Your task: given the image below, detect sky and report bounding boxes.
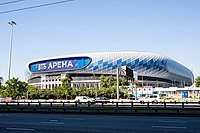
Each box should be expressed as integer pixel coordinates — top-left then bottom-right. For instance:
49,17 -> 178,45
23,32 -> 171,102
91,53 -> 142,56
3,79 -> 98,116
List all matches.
0,0 -> 200,82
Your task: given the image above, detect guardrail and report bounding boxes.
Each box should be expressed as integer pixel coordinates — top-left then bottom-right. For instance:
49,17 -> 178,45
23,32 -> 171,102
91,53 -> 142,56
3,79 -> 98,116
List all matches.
1,100 -> 200,108
0,101 -> 200,115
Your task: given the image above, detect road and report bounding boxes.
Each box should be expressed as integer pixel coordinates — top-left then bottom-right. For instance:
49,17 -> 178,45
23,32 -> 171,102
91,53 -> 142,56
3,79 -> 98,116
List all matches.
0,113 -> 199,133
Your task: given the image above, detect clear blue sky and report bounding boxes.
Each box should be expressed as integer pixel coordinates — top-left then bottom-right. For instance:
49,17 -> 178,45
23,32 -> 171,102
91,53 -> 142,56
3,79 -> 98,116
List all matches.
0,0 -> 200,82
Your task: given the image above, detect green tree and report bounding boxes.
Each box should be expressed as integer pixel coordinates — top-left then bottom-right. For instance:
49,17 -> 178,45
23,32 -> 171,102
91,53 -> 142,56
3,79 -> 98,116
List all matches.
100,75 -> 106,88
110,86 -> 117,99
99,75 -> 129,99
119,77 -> 128,86
195,76 -> 200,87
106,76 -> 116,87
52,87 -> 63,99
100,75 -> 116,88
27,85 -> 40,99
61,77 -> 72,99
70,87 -> 78,99
78,87 -> 87,96
4,77 -> 28,99
39,89 -> 51,99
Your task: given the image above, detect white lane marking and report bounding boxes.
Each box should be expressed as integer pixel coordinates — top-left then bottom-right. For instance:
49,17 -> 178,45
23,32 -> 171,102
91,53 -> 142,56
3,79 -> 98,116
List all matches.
152,126 -> 187,129
49,120 -> 58,122
0,114 -> 17,116
64,118 -> 85,121
4,114 -> 16,116
41,122 -> 64,125
158,120 -> 188,124
6,127 -> 35,131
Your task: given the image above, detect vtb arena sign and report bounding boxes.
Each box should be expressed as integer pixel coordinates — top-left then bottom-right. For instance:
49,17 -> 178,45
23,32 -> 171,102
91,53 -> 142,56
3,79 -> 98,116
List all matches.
29,57 -> 92,73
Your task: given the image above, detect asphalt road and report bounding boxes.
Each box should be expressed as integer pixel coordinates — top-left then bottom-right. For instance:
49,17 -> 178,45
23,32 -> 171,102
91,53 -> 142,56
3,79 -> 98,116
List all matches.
0,113 -> 199,133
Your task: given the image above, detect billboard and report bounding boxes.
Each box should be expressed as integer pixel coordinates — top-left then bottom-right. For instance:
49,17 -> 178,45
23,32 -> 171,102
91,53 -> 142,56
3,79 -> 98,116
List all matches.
29,57 -> 92,73
121,66 -> 133,79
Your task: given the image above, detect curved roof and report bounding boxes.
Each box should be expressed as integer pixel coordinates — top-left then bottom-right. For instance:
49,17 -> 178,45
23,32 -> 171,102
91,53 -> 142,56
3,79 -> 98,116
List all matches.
26,51 -> 193,84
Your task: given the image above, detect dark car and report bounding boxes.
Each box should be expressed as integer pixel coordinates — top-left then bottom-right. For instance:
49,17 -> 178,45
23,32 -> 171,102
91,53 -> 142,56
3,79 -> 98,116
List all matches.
95,96 -> 110,103
128,96 -> 137,100
128,94 -> 139,100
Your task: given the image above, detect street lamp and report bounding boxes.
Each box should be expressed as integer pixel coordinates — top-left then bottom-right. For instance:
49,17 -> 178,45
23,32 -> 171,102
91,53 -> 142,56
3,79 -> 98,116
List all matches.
191,69 -> 195,98
8,21 -> 16,80
116,66 -> 133,100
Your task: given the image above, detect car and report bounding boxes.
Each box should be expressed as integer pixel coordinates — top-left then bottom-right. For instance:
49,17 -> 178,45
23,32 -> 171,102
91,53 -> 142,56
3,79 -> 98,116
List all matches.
139,94 -> 160,103
95,96 -> 108,100
128,94 -> 141,100
95,96 -> 109,103
0,96 -> 5,102
161,97 -> 176,102
75,96 -> 95,103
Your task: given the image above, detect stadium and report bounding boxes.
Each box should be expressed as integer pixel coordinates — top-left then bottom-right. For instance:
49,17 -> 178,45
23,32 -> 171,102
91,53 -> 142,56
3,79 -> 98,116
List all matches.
26,51 -> 194,89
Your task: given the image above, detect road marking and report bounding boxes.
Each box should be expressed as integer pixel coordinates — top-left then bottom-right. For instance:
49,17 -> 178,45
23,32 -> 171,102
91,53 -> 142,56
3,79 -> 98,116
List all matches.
0,114 -> 16,116
64,118 -> 85,121
41,122 -> 64,125
49,120 -> 58,122
6,127 -> 35,131
158,120 -> 188,124
152,126 -> 187,129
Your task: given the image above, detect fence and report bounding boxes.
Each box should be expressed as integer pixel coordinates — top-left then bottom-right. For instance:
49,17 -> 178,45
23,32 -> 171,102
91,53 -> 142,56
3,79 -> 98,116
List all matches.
0,101 -> 200,115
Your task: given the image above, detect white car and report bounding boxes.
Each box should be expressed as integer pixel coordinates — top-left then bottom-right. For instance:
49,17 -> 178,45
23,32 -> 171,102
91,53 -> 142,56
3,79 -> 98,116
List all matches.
0,97 -> 5,102
139,95 -> 160,103
75,96 -> 95,103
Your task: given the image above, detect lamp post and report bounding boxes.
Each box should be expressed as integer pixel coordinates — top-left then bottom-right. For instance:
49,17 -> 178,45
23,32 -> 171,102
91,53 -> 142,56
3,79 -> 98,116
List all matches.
117,68 -> 119,100
191,69 -> 195,98
8,21 -> 16,80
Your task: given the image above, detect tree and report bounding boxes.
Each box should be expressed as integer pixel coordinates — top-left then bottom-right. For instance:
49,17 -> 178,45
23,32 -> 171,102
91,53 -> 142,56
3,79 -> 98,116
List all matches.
99,75 -> 129,99
119,77 -> 128,86
195,76 -> 200,87
61,77 -> 72,99
100,75 -> 106,88
4,77 -> 28,99
27,85 -> 39,99
106,76 -> 116,87
52,87 -> 63,99
70,87 -> 78,99
100,75 -> 116,88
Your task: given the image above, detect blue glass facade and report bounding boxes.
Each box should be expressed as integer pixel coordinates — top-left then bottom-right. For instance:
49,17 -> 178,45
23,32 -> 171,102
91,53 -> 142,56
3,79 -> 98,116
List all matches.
26,51 -> 193,87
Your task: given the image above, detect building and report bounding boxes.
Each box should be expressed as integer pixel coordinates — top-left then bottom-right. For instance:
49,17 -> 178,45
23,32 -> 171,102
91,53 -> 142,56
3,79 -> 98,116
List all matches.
25,51 -> 194,89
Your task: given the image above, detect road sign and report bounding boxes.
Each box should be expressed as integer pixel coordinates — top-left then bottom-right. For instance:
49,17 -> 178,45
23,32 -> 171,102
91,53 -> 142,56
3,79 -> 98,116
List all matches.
182,91 -> 188,98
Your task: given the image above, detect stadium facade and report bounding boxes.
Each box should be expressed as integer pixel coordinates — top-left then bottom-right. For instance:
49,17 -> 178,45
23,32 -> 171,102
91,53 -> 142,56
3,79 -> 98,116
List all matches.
26,51 -> 194,89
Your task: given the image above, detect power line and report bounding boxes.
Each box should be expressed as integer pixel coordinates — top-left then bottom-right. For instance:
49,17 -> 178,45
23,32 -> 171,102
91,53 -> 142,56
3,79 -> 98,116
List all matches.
0,0 -> 27,6
0,0 -> 75,14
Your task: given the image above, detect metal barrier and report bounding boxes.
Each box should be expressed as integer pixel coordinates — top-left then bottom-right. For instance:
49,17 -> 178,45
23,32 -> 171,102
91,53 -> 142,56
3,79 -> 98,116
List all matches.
0,101 -> 200,108
0,101 -> 200,115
